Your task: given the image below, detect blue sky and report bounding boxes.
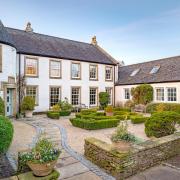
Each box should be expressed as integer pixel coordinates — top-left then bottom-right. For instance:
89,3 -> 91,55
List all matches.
1,0 -> 180,65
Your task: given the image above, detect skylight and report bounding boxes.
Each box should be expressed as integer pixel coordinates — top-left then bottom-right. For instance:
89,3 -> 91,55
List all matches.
150,65 -> 160,74
130,68 -> 140,76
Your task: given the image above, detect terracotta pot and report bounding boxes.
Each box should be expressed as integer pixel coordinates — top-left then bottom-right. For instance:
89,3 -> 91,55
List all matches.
27,160 -> 57,177
106,112 -> 113,116
25,110 -> 33,118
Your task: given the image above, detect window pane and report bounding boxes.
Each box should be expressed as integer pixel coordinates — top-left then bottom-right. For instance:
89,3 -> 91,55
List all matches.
106,88 -> 112,105
90,65 -> 97,79
72,63 -> 80,78
90,88 -> 97,105
105,67 -> 113,80
26,86 -> 38,104
130,68 -> 140,76
124,88 -> 130,99
167,88 -> 177,102
50,87 -> 61,107
26,58 -> 37,76
156,88 -> 164,101
71,88 -> 80,105
50,61 -> 61,77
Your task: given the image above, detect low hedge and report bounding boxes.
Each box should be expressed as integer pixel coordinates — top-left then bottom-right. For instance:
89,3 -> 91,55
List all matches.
131,116 -> 149,124
59,111 -> 71,116
47,111 -> 60,119
0,116 -> 14,154
70,118 -> 120,130
146,103 -> 180,113
80,109 -> 97,115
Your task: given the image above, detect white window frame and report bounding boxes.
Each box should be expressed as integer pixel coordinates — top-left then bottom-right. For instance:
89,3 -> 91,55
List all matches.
105,66 -> 113,81
124,88 -> 130,100
50,86 -> 61,107
106,87 -> 113,105
89,64 -> 98,80
50,60 -> 61,78
130,68 -> 140,76
155,87 -> 164,102
89,87 -> 98,106
26,86 -> 38,105
25,57 -> 38,77
71,62 -> 81,79
71,87 -> 81,105
167,87 -> 177,102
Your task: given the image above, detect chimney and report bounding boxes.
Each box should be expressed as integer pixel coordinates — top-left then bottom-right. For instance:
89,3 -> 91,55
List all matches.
91,36 -> 97,46
25,22 -> 33,32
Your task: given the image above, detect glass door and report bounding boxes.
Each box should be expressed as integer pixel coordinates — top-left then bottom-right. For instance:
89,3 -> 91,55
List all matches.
6,89 -> 13,116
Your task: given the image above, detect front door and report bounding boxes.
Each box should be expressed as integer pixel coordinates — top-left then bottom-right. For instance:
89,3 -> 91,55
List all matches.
6,89 -> 13,116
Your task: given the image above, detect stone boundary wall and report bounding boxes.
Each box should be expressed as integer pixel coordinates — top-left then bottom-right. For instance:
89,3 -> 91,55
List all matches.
84,132 -> 180,179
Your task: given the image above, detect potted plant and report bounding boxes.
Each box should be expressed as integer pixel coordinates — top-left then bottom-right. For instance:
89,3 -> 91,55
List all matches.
20,138 -> 61,177
105,105 -> 113,116
58,98 -> 72,116
21,96 -> 35,118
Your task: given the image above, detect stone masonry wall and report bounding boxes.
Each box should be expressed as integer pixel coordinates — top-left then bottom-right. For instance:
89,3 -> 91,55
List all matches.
84,132 -> 180,179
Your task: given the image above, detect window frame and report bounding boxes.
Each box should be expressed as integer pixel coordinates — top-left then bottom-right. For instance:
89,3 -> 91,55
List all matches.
26,85 -> 39,105
71,62 -> 81,80
89,64 -> 98,81
89,87 -> 98,106
49,86 -> 61,107
24,56 -> 39,77
167,87 -> 177,102
49,59 -> 61,79
130,68 -> 140,77
155,87 -> 164,102
124,88 -> 130,100
105,87 -> 113,105
150,65 -> 160,74
71,86 -> 81,106
105,66 -> 113,81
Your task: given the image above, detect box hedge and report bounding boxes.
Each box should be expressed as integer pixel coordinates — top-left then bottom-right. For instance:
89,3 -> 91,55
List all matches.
59,111 -> 71,116
146,103 -> 180,113
47,111 -> 60,119
131,116 -> 149,124
145,111 -> 179,138
0,116 -> 14,154
70,118 -> 120,130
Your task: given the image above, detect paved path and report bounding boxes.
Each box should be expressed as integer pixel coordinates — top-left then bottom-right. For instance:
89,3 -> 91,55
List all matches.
24,116 -> 114,180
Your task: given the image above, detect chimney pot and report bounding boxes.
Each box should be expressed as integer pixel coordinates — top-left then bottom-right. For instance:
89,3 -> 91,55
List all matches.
91,36 -> 97,45
25,22 -> 33,32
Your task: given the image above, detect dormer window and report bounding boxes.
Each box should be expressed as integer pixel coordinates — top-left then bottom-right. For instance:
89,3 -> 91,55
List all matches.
150,65 -> 160,74
130,68 -> 140,76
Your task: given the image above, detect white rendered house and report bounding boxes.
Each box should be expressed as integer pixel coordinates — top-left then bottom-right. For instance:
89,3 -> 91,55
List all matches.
115,56 -> 180,106
0,21 -> 119,116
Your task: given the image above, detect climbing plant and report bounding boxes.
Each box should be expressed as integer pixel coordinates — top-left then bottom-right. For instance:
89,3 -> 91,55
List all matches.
131,84 -> 153,105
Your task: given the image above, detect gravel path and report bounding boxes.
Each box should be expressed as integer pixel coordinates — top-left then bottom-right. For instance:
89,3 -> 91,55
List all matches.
53,116 -> 149,154
7,120 -> 37,169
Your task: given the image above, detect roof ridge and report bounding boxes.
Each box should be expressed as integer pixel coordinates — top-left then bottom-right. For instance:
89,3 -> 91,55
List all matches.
5,27 -> 93,46
121,55 -> 180,68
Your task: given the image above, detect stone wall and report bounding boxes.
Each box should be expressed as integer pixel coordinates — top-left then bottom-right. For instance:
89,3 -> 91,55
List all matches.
84,132 -> 180,179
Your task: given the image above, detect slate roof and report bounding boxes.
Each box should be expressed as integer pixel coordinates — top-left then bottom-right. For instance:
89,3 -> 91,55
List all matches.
116,56 -> 180,85
3,27 -> 117,65
0,21 -> 14,47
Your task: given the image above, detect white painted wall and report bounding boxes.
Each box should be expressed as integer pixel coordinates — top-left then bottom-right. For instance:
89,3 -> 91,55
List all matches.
20,54 -> 115,112
115,82 -> 180,105
0,43 -> 17,91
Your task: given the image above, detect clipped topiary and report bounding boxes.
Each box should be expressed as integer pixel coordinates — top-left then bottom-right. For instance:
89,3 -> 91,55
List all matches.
0,116 -> 14,154
0,97 -> 5,116
145,111 -> 179,138
99,92 -> 109,109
